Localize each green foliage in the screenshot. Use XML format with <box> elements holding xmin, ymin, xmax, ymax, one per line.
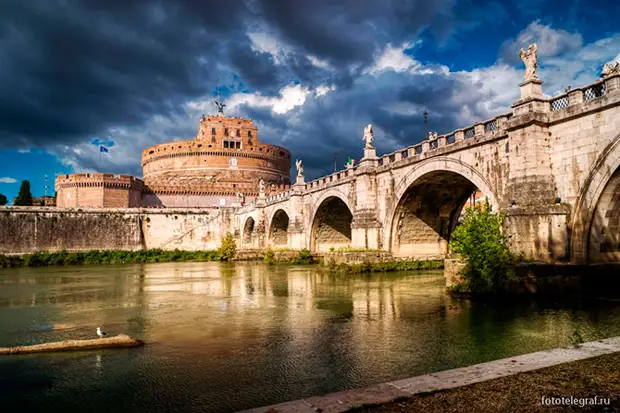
<box><xmin>14</xmin><ymin>180</ymin><xmax>33</xmax><ymax>206</ymax></box>
<box><xmin>0</xmin><ymin>249</ymin><xmax>220</xmax><ymax>268</ymax></box>
<box><xmin>218</xmin><ymin>232</ymin><xmax>237</xmax><ymax>261</ymax></box>
<box><xmin>570</xmin><ymin>325</ymin><xmax>585</xmax><ymax>347</ymax></box>
<box><xmin>325</xmin><ymin>259</ymin><xmax>443</xmax><ymax>274</ymax></box>
<box><xmin>449</xmin><ymin>200</ymin><xmax>514</xmax><ymax>293</ymax></box>
<box><xmin>264</xmin><ymin>248</ymin><xmax>275</xmax><ymax>265</ymax></box>
<box><xmin>0</xmin><ymin>193</ymin><xmax>7</xmax><ymax>206</ymax></box>
<box><xmin>292</xmin><ymin>248</ymin><xmax>313</xmax><ymax>264</ymax></box>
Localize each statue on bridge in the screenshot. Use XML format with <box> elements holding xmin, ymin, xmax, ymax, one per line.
<box><xmin>295</xmin><ymin>159</ymin><xmax>304</xmax><ymax>176</ymax></box>
<box><xmin>602</xmin><ymin>60</ymin><xmax>620</xmax><ymax>78</ymax></box>
<box><xmin>519</xmin><ymin>43</ymin><xmax>538</xmax><ymax>82</ymax></box>
<box><xmin>362</xmin><ymin>124</ymin><xmax>374</xmax><ymax>148</ymax></box>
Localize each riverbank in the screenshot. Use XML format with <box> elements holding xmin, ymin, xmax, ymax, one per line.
<box><xmin>0</xmin><ymin>249</ymin><xmax>220</xmax><ymax>267</ymax></box>
<box><xmin>239</xmin><ymin>336</ymin><xmax>620</xmax><ymax>413</ymax></box>
<box><xmin>349</xmin><ymin>351</ymin><xmax>620</xmax><ymax>412</ymax></box>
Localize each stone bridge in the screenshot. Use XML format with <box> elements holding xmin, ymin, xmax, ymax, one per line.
<box><xmin>234</xmin><ymin>72</ymin><xmax>620</xmax><ymax>264</ymax></box>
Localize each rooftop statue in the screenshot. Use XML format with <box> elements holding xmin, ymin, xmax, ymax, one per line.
<box><xmin>519</xmin><ymin>43</ymin><xmax>538</xmax><ymax>82</ymax></box>
<box><xmin>214</xmin><ymin>100</ymin><xmax>226</xmax><ymax>115</ymax></box>
<box><xmin>362</xmin><ymin>124</ymin><xmax>374</xmax><ymax>148</ymax></box>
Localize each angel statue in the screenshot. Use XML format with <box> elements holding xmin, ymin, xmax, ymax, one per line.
<box><xmin>295</xmin><ymin>159</ymin><xmax>304</xmax><ymax>176</ymax></box>
<box><xmin>519</xmin><ymin>43</ymin><xmax>538</xmax><ymax>82</ymax></box>
<box><xmin>214</xmin><ymin>99</ymin><xmax>226</xmax><ymax>114</ymax></box>
<box><xmin>362</xmin><ymin>124</ymin><xmax>374</xmax><ymax>148</ymax></box>
<box><xmin>259</xmin><ymin>179</ymin><xmax>265</xmax><ymax>194</ymax></box>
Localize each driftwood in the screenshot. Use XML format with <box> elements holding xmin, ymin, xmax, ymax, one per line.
<box><xmin>0</xmin><ymin>333</ymin><xmax>144</xmax><ymax>355</ymax></box>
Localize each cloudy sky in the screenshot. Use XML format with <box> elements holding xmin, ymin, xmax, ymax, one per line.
<box><xmin>1</xmin><ymin>0</ymin><xmax>619</xmax><ymax>202</ymax></box>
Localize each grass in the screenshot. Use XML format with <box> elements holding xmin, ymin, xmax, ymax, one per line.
<box><xmin>328</xmin><ymin>247</ymin><xmax>384</xmax><ymax>253</ymax></box>
<box><xmin>0</xmin><ymin>249</ymin><xmax>220</xmax><ymax>268</ymax></box>
<box><xmin>324</xmin><ymin>259</ymin><xmax>444</xmax><ymax>274</ymax></box>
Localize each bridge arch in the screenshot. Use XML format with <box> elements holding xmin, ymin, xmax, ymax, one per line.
<box><xmin>385</xmin><ymin>157</ymin><xmax>500</xmax><ymax>258</ymax></box>
<box><xmin>268</xmin><ymin>208</ymin><xmax>290</xmax><ymax>248</ymax></box>
<box><xmin>571</xmin><ymin>133</ymin><xmax>620</xmax><ymax>263</ymax></box>
<box><xmin>242</xmin><ymin>216</ymin><xmax>256</xmax><ymax>249</ymax></box>
<box><xmin>309</xmin><ymin>189</ymin><xmax>354</xmax><ymax>252</ymax></box>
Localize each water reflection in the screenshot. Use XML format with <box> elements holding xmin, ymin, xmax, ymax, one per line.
<box><xmin>1</xmin><ymin>263</ymin><xmax>620</xmax><ymax>413</ymax></box>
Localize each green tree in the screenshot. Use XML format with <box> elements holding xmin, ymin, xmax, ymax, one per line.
<box><xmin>0</xmin><ymin>193</ymin><xmax>7</xmax><ymax>206</ymax></box>
<box><xmin>449</xmin><ymin>200</ymin><xmax>514</xmax><ymax>293</ymax></box>
<box><xmin>14</xmin><ymin>180</ymin><xmax>33</xmax><ymax>206</ymax></box>
<box><xmin>218</xmin><ymin>232</ymin><xmax>237</xmax><ymax>261</ymax></box>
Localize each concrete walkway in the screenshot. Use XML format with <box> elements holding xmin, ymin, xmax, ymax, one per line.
<box><xmin>237</xmin><ymin>336</ymin><xmax>620</xmax><ymax>413</ymax></box>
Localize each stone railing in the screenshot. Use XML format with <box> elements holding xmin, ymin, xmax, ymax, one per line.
<box><xmin>549</xmin><ymin>78</ymin><xmax>610</xmax><ymax>112</ymax></box>
<box><xmin>303</xmin><ymin>167</ymin><xmax>355</xmax><ymax>191</ymax></box>
<box><xmin>377</xmin><ymin>112</ymin><xmax>512</xmax><ymax>168</ymax></box>
<box><xmin>264</xmin><ymin>189</ymin><xmax>293</xmax><ymax>205</ymax></box>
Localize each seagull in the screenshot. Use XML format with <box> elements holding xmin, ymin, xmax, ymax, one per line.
<box><xmin>96</xmin><ymin>327</ymin><xmax>107</xmax><ymax>339</ymax></box>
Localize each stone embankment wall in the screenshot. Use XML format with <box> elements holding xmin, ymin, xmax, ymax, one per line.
<box><xmin>0</xmin><ymin>207</ymin><xmax>232</xmax><ymax>254</ymax></box>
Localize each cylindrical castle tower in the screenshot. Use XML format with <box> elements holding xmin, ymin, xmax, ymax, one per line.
<box><xmin>141</xmin><ymin>111</ymin><xmax>291</xmax><ymax>207</ymax></box>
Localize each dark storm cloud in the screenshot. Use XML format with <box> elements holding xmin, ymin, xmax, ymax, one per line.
<box><xmin>0</xmin><ymin>0</ymin><xmax>251</xmax><ymax>147</ymax></box>
<box><xmin>0</xmin><ymin>0</ymin><xmax>450</xmax><ymax>150</ymax></box>
<box><xmin>0</xmin><ymin>0</ymin><xmax>505</xmax><ymax>180</ymax></box>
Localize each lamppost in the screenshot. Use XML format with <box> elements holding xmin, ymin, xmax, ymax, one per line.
<box><xmin>424</xmin><ymin>110</ymin><xmax>428</xmax><ymax>139</ymax></box>
<box><xmin>333</xmin><ymin>152</ymin><xmax>338</xmax><ymax>173</ymax></box>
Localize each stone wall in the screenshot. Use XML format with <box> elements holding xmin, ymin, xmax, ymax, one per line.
<box><xmin>55</xmin><ymin>174</ymin><xmax>144</xmax><ymax>208</ymax></box>
<box><xmin>0</xmin><ymin>207</ymin><xmax>231</xmax><ymax>254</ymax></box>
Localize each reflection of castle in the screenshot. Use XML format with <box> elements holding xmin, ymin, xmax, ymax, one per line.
<box><xmin>55</xmin><ymin>110</ymin><xmax>291</xmax><ymax>208</ymax></box>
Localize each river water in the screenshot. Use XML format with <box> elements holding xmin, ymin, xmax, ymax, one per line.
<box><xmin>1</xmin><ymin>262</ymin><xmax>620</xmax><ymax>413</ymax></box>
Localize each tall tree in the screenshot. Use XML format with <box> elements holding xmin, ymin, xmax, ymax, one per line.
<box><xmin>14</xmin><ymin>180</ymin><xmax>33</xmax><ymax>206</ymax></box>
<box><xmin>0</xmin><ymin>193</ymin><xmax>7</xmax><ymax>206</ymax></box>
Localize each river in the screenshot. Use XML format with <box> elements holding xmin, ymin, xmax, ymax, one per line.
<box><xmin>1</xmin><ymin>262</ymin><xmax>620</xmax><ymax>413</ymax></box>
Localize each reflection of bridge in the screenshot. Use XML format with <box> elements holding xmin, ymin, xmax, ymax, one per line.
<box><xmin>236</xmin><ymin>73</ymin><xmax>620</xmax><ymax>264</ymax></box>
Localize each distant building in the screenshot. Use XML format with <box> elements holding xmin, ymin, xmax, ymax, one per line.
<box><xmin>55</xmin><ymin>109</ymin><xmax>291</xmax><ymax>208</ymax></box>
<box><xmin>12</xmin><ymin>196</ymin><xmax>56</xmax><ymax>207</ymax></box>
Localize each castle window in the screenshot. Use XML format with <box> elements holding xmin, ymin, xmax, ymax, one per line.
<box><xmin>224</xmin><ymin>141</ymin><xmax>229</xmax><ymax>149</ymax></box>
<box><xmin>224</xmin><ymin>128</ymin><xmax>228</xmax><ymax>136</ymax></box>
<box><xmin>247</xmin><ymin>138</ymin><xmax>252</xmax><ymax>145</ymax></box>
<box><xmin>235</xmin><ymin>142</ymin><xmax>241</xmax><ymax>149</ymax></box>
<box><xmin>236</xmin><ymin>129</ymin><xmax>241</xmax><ymax>137</ymax></box>
<box><xmin>248</xmin><ymin>131</ymin><xmax>252</xmax><ymax>138</ymax></box>
<box><xmin>279</xmin><ymin>151</ymin><xmax>284</xmax><ymax>156</ymax></box>
<box><xmin>212</xmin><ymin>127</ymin><xmax>216</xmax><ymax>135</ymax></box>
<box><xmin>211</xmin><ymin>136</ymin><xmax>215</xmax><ymax>143</ymax></box>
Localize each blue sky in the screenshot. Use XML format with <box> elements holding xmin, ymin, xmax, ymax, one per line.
<box><xmin>1</xmin><ymin>0</ymin><xmax>619</xmax><ymax>203</ymax></box>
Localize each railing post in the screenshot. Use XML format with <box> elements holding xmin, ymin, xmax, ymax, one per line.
<box><xmin>421</xmin><ymin>141</ymin><xmax>430</xmax><ymax>152</ymax></box>
<box><xmin>455</xmin><ymin>130</ymin><xmax>465</xmax><ymax>142</ymax></box>
<box><xmin>474</xmin><ymin>123</ymin><xmax>484</xmax><ymax>136</ymax></box>
<box><xmin>437</xmin><ymin>135</ymin><xmax>447</xmax><ymax>147</ymax></box>
<box><xmin>605</xmin><ymin>74</ymin><xmax>620</xmax><ymax>95</ymax></box>
<box><xmin>568</xmin><ymin>89</ymin><xmax>584</xmax><ymax>106</ymax></box>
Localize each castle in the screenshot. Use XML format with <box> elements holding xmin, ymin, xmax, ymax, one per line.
<box><xmin>55</xmin><ymin>109</ymin><xmax>291</xmax><ymax>208</ymax></box>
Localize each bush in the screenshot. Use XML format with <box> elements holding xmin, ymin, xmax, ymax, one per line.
<box><xmin>218</xmin><ymin>232</ymin><xmax>237</xmax><ymax>261</ymax></box>
<box><xmin>449</xmin><ymin>200</ymin><xmax>514</xmax><ymax>293</ymax></box>
<box><xmin>264</xmin><ymin>248</ymin><xmax>275</xmax><ymax>265</ymax></box>
<box><xmin>292</xmin><ymin>248</ymin><xmax>313</xmax><ymax>264</ymax></box>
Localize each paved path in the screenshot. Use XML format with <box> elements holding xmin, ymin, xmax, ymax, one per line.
<box><xmin>237</xmin><ymin>336</ymin><xmax>620</xmax><ymax>413</ymax></box>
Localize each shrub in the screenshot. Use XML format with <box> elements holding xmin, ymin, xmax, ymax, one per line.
<box><xmin>292</xmin><ymin>248</ymin><xmax>313</xmax><ymax>264</ymax></box>
<box><xmin>218</xmin><ymin>232</ymin><xmax>237</xmax><ymax>261</ymax></box>
<box><xmin>264</xmin><ymin>248</ymin><xmax>275</xmax><ymax>265</ymax></box>
<box><xmin>449</xmin><ymin>200</ymin><xmax>514</xmax><ymax>293</ymax></box>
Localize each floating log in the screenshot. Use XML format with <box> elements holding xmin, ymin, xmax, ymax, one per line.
<box><xmin>0</xmin><ymin>333</ymin><xmax>144</xmax><ymax>355</ymax></box>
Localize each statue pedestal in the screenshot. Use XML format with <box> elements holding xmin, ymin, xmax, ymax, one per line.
<box><xmin>295</xmin><ymin>175</ymin><xmax>305</xmax><ymax>185</ymax></box>
<box><xmin>519</xmin><ymin>79</ymin><xmax>543</xmax><ymax>99</ymax></box>
<box><xmin>362</xmin><ymin>146</ymin><xmax>377</xmax><ymax>160</ymax></box>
